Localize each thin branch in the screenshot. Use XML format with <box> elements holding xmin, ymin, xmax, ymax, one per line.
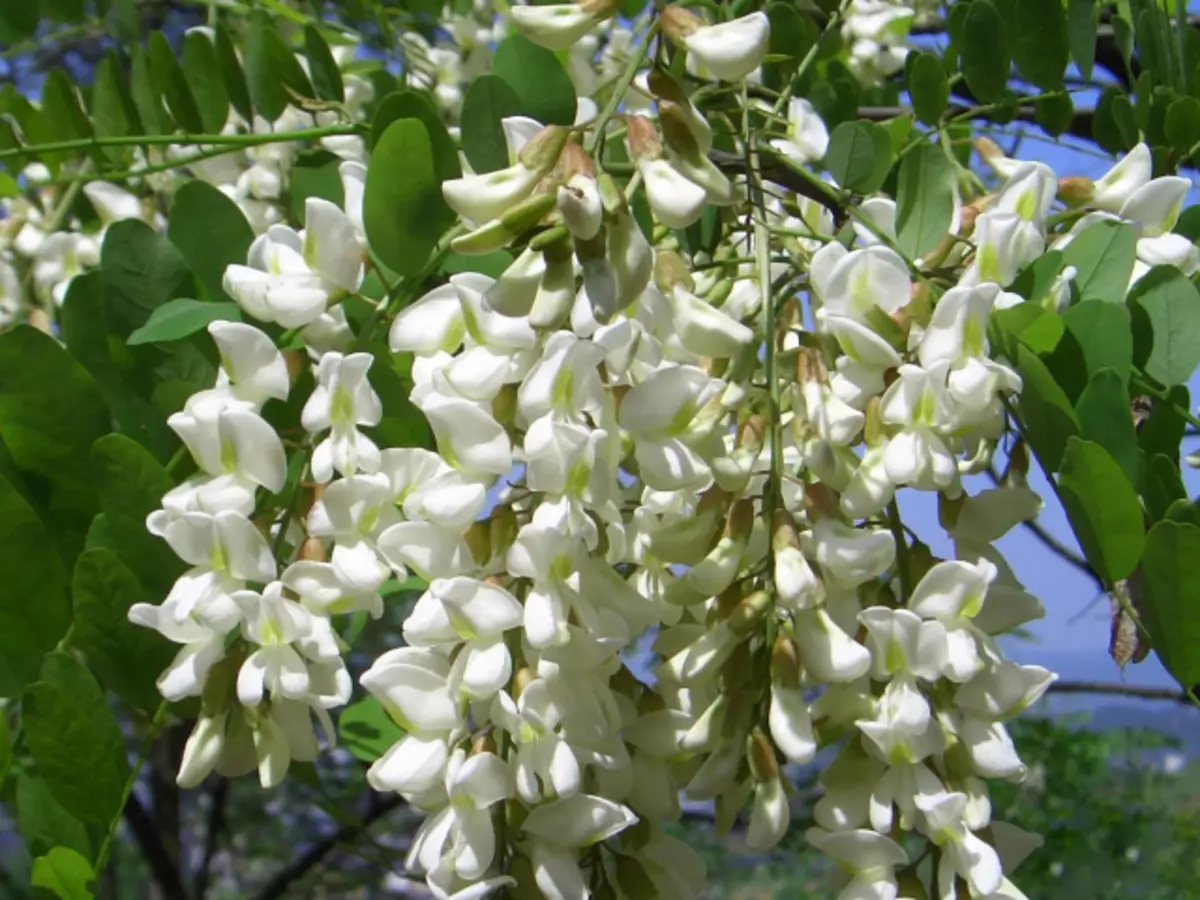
<box><xmin>193</xmin><ymin>779</ymin><xmax>230</xmax><ymax>900</ymax></box>
<box><xmin>123</xmin><ymin>792</ymin><xmax>189</xmax><ymax>900</ymax></box>
<box><xmin>1047</xmin><ymin>681</ymin><xmax>1198</xmax><ymax>706</ymax></box>
<box><xmin>250</xmin><ymin>794</ymin><xmax>406</xmax><ymax>900</ymax></box>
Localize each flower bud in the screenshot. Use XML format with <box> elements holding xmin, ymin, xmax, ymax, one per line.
<box><xmin>177</xmin><ymin>712</ymin><xmax>228</xmax><ymax>789</ymax></box>
<box><xmin>517</xmin><ymin>125</ymin><xmax>571</xmax><ymax>173</ymax></box>
<box><xmin>655</xmin><ymin>249</ymin><xmax>695</xmax><ymax>295</ymax></box>
<box><xmin>771</xmin><ymin>634</ymin><xmax>801</xmax><ymax>688</ymax></box>
<box><xmin>624</xmin><ymin>115</ymin><xmax>663</xmax><ymax>161</ymax></box>
<box><xmin>746</xmin><ymin>727</ymin><xmax>779</xmax><ymax>783</ymax></box>
<box><xmin>557</xmin><ymin>173</ymin><xmax>603</xmax><ymax>240</ymax></box>
<box><xmin>1057</xmin><ymin>176</ymin><xmax>1094</xmax><ymax>207</ymax></box>
<box><xmin>727</xmin><ymin>590</ymin><xmax>771</xmax><ymax>638</ymax></box>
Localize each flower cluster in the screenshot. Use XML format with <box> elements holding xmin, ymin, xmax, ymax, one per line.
<box><xmin>6</xmin><ymin>2</ymin><xmax>1182</xmax><ymax>899</ymax></box>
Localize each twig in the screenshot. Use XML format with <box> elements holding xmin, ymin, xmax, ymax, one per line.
<box><xmin>122</xmin><ymin>791</ymin><xmax>188</xmax><ymax>900</ymax></box>
<box><xmin>1047</xmin><ymin>681</ymin><xmax>1198</xmax><ymax>706</ymax></box>
<box><xmin>194</xmin><ymin>779</ymin><xmax>230</xmax><ymax>900</ymax></box>
<box><xmin>251</xmin><ymin>794</ymin><xmax>406</xmax><ymax>900</ymax></box>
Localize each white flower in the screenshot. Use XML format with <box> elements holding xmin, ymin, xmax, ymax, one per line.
<box><xmin>302</xmin><ymin>351</ymin><xmax>383</xmax><ymax>482</ymax></box>
<box><xmin>770</xmin><ymin>98</ymin><xmax>829</xmax><ymax>165</ymax></box>
<box><xmin>681</xmin><ymin>12</ymin><xmax>770</xmax><ymax>82</ymax></box>
<box><xmin>510</xmin><ymin>3</ymin><xmax>608</xmax><ymax>52</ymax></box>
<box><xmin>916</xmin><ymin>791</ymin><xmax>1004</xmax><ymax>898</ymax></box>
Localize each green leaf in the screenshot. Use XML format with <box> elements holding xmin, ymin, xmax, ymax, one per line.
<box><xmin>908</xmin><ymin>52</ymin><xmax>949</xmax><ymax>126</ymax></box>
<box><xmin>1015</xmin><ymin>344</ymin><xmax>1080</xmax><ymax>472</ymax></box>
<box><xmin>460</xmin><ymin>76</ymin><xmax>522</xmax><ymax>174</ymax></box>
<box><xmin>822</xmin><ymin>121</ymin><xmax>891</xmax><ymax>193</ymax></box>
<box><xmin>1035</xmin><ymin>91</ymin><xmax>1074</xmax><ymax>138</ymax></box>
<box><xmin>1075</xmin><ymin>369</ymin><xmax>1138</xmax><ymax>487</ymax></box>
<box><xmin>492</xmin><ymin>33</ymin><xmax>577</xmax><ymax>126</ymax></box>
<box><xmin>0</xmin><ymin>472</ymin><xmax>72</xmax><ymax>695</ymax></box>
<box><xmin>16</xmin><ymin>772</ymin><xmax>91</xmax><ymax>859</ymax></box>
<box><xmin>1068</xmin><ymin>0</ymin><xmax>1097</xmax><ymax>80</ymax></box>
<box><xmin>0</xmin><ymin>3</ymin><xmax>38</xmax><ymax>39</ymax></box>
<box><xmin>895</xmin><ymin>141</ymin><xmax>955</xmax><ymax>259</ymax></box>
<box><xmin>290</xmin><ymin>150</ymin><xmax>345</xmax><ymax>225</ymax></box>
<box><xmin>31</xmin><ymin>847</ymin><xmax>95</xmax><ymax>900</ymax></box>
<box><xmin>23</xmin><ymin>657</ymin><xmax>131</xmax><ymax>825</ymax></box>
<box><xmin>1010</xmin><ymin>250</ymin><xmax>1064</xmax><ymax>307</ymax></box>
<box><xmin>304</xmin><ymin>25</ymin><xmax>345</xmax><ymax>103</ymax></box>
<box><xmin>364</xmin><ymin>119</ymin><xmax>440</xmax><ymax>277</ymax></box>
<box><xmin>368</xmin><ymin>90</ymin><xmax>460</xmax><ymax>231</ymax></box>
<box><xmin>1143</xmin><ymin>453</ymin><xmax>1185</xmax><ymax>524</ymax></box>
<box><xmin>73</xmin><ymin>549</ymin><xmax>175</xmax><ymax>712</ymax></box>
<box><xmin>0</xmin><ymin>325</ymin><xmax>108</xmax><ymax>499</ymax></box>
<box><xmin>182</xmin><ymin>30</ymin><xmax>231</xmax><ymax>133</ymax></box>
<box><xmin>1139</xmin><ymin>384</ymin><xmax>1188</xmax><ymax>464</ymax></box>
<box><xmin>441</xmin><ymin>250</ymin><xmax>513</xmax><ymax>279</ymax></box>
<box><xmin>244</xmin><ymin>10</ymin><xmax>315</xmax><ymax>121</ymax></box>
<box><xmin>365</xmin><ymin>344</ymin><xmax>434</xmax><ymax>450</ymax></box>
<box><xmin>128</xmin><ymin>298</ymin><xmax>241</xmax><ymax>346</ymax></box>
<box><xmin>1062</xmin><ymin>300</ymin><xmax>1132</xmax><ymax>385</ymax></box>
<box><xmin>149</xmin><ymin>31</ymin><xmax>204</xmax><ymax>134</ymax></box>
<box><xmin>1060</xmin><ymin>219</ymin><xmax>1137</xmax><ymax>304</ymax></box>
<box><xmin>991</xmin><ymin>302</ymin><xmax>1064</xmax><ymax>358</ymax></box>
<box><xmin>214</xmin><ymin>24</ymin><xmax>254</xmax><ymax>124</ymax></box>
<box><xmin>129</xmin><ymin>46</ymin><xmax>171</xmax><ymax>136</ymax></box>
<box><xmin>960</xmin><ymin>0</ymin><xmax>1009</xmax><ymax>102</ymax></box>
<box><xmin>91</xmin><ymin>434</ymin><xmax>183</xmax><ymax>595</ymax></box>
<box><xmin>1139</xmin><ymin>520</ymin><xmax>1200</xmax><ymax>691</ymax></box>
<box><xmin>1164</xmin><ymin>96</ymin><xmax>1200</xmax><ymax>152</ymax></box>
<box><xmin>168</xmin><ymin>181</ymin><xmax>254</xmax><ymax>304</ymax></box>
<box><xmin>1128</xmin><ymin>266</ymin><xmax>1200</xmax><ymax>386</ymax></box>
<box><xmin>101</xmin><ymin>219</ymin><xmax>194</xmax><ymax>327</ymax></box>
<box><xmin>91</xmin><ymin>52</ymin><xmax>140</xmax><ymax>161</ymax></box>
<box><xmin>1058</xmin><ymin>437</ymin><xmax>1145</xmax><ymax>584</ymax></box>
<box><xmin>42</xmin><ymin>69</ymin><xmax>102</xmax><ymax>169</ymax></box>
<box><xmin>61</xmin><ymin>273</ymin><xmax>177</xmax><ymax>462</ymax></box>
<box><xmin>1013</xmin><ymin>0</ymin><xmax>1068</xmax><ymax>89</ymax></box>
<box><xmin>339</xmin><ymin>695</ymin><xmax>406</xmax><ymax>763</ymax></box>
<box><xmin>764</xmin><ymin>3</ymin><xmax>816</xmax><ymax>91</ymax></box>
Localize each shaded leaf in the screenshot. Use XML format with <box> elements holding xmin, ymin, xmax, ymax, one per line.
<box><xmin>1139</xmin><ymin>520</ymin><xmax>1200</xmax><ymax>692</ymax></box>
<box><xmin>364</xmin><ymin>119</ymin><xmax>439</xmax><ymax>277</ymax></box>
<box><xmin>1075</xmin><ymin>368</ymin><xmax>1138</xmax><ymax>487</ymax></box>
<box><xmin>1058</xmin><ymin>437</ymin><xmax>1145</xmax><ymax>584</ymax></box>
<box><xmin>339</xmin><ymin>695</ymin><xmax>406</xmax><ymax>763</ymax></box>
<box><xmin>492</xmin><ymin>33</ymin><xmax>576</xmax><ymax>126</ymax></box>
<box><xmin>1014</xmin><ymin>344</ymin><xmax>1079</xmax><ymax>472</ymax></box>
<box><xmin>304</xmin><ymin>25</ymin><xmax>345</xmax><ymax>103</ymax></box>
<box><xmin>23</xmin><ymin>658</ymin><xmax>131</xmax><ymax>825</ymax></box>
<box><xmin>0</xmin><ymin>472</ymin><xmax>72</xmax><ymax>695</ymax></box>
<box><xmin>960</xmin><ymin>0</ymin><xmax>1009</xmax><ymax>102</ymax></box>
<box><xmin>244</xmin><ymin>10</ymin><xmax>315</xmax><ymax>121</ymax></box>
<box><xmin>73</xmin><ymin>549</ymin><xmax>176</xmax><ymax>712</ymax></box>
<box><xmin>460</xmin><ymin>76</ymin><xmax>522</xmax><ymax>174</ymax></box>
<box><xmin>167</xmin><ymin>181</ymin><xmax>254</xmax><ymax>304</ymax></box>
<box><xmin>182</xmin><ymin>30</ymin><xmax>231</xmax><ymax>134</ymax></box>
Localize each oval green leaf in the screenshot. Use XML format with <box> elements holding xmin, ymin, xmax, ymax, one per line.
<box><xmin>460</xmin><ymin>75</ymin><xmax>522</xmax><ymax>174</ymax></box>
<box><xmin>127</xmin><ymin>298</ymin><xmax>242</xmax><ymax>346</ymax></box>
<box><xmin>364</xmin><ymin>118</ymin><xmax>440</xmax><ymax>277</ymax></box>
<box><xmin>1058</xmin><ymin>436</ymin><xmax>1145</xmax><ymax>584</ymax></box>
<box><xmin>492</xmin><ymin>33</ymin><xmax>577</xmax><ymax>126</ymax></box>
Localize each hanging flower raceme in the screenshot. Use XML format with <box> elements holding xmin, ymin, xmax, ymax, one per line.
<box><xmin>106</xmin><ymin>7</ymin><xmax>1078</xmax><ymax>898</ymax></box>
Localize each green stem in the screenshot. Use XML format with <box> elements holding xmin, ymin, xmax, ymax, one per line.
<box><xmin>48</xmin><ymin>144</ymin><xmax>250</xmax><ymax>187</ymax></box>
<box><xmin>587</xmin><ymin>24</ymin><xmax>656</xmax><ymax>158</ymax></box>
<box><xmin>747</xmin><ymin>87</ymin><xmax>782</xmax><ymax>653</ymax></box>
<box><xmin>94</xmin><ymin>701</ymin><xmax>170</xmax><ymax>878</ymax></box>
<box><xmin>0</xmin><ymin>125</ymin><xmax>367</xmax><ymax>164</ymax></box>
